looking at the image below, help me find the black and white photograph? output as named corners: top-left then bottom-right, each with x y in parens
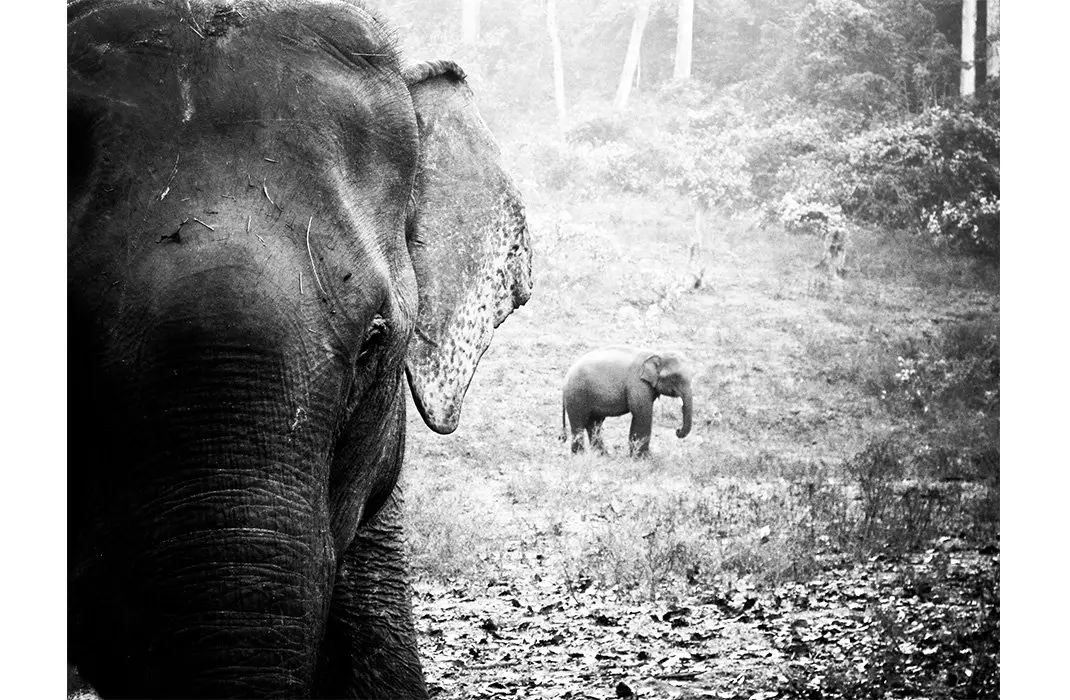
top-left (64, 1), bottom-right (1005, 697)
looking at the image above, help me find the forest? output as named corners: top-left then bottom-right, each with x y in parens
top-left (365, 0), bottom-right (1000, 698)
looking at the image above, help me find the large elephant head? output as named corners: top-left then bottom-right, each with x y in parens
top-left (640, 352), bottom-right (694, 438)
top-left (67, 1), bottom-right (530, 697)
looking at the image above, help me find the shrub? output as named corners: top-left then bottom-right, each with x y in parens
top-left (669, 130), bottom-right (755, 212)
top-left (566, 115), bottom-right (631, 147)
top-left (843, 105), bottom-right (1000, 255)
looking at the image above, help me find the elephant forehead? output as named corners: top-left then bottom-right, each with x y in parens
top-left (68, 1), bottom-right (417, 165)
top-left (68, 2), bottom-right (420, 257)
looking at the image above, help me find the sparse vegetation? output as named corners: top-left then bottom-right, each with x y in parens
top-left (401, 192), bottom-right (997, 697)
top-left (373, 0), bottom-right (999, 696)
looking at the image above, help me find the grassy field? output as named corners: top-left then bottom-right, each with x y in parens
top-left (401, 178), bottom-right (999, 697)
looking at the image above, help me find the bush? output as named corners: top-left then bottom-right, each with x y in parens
top-left (566, 116), bottom-right (631, 147)
top-left (884, 318), bottom-right (999, 421)
top-left (844, 105), bottom-right (1000, 255)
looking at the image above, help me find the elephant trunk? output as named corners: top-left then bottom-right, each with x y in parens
top-left (69, 288), bottom-right (339, 698)
top-left (131, 498), bottom-right (332, 697)
top-left (676, 385), bottom-right (693, 438)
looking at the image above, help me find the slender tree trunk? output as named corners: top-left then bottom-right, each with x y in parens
top-left (635, 43), bottom-right (642, 89)
top-left (690, 198), bottom-right (707, 260)
top-left (614, 0), bottom-right (652, 111)
top-left (546, 0), bottom-right (567, 134)
top-left (462, 0), bottom-right (480, 44)
top-left (960, 0), bottom-right (976, 97)
top-left (673, 0), bottom-right (694, 81)
top-left (986, 0), bottom-right (999, 79)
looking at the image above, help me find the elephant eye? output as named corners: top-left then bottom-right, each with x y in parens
top-left (357, 315), bottom-right (391, 362)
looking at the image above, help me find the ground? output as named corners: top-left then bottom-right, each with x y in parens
top-left (402, 186), bottom-right (999, 699)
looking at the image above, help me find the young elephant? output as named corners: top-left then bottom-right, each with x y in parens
top-left (562, 346), bottom-right (694, 456)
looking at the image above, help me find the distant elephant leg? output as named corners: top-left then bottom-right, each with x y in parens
top-left (570, 424), bottom-right (587, 454)
top-left (566, 402), bottom-right (588, 454)
top-left (628, 399), bottom-right (654, 457)
top-left (586, 418), bottom-right (607, 455)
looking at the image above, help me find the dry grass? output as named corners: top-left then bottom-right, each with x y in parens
top-left (403, 186), bottom-right (999, 599)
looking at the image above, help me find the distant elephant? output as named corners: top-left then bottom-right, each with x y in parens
top-left (562, 346), bottom-right (694, 456)
top-left (68, 2), bottom-right (531, 698)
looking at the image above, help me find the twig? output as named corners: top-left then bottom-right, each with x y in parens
top-left (655, 672), bottom-right (701, 681)
top-left (262, 177), bottom-right (283, 211)
top-left (183, 1), bottom-right (205, 37)
top-left (191, 217), bottom-right (214, 231)
top-left (246, 214), bottom-right (266, 246)
top-left (299, 271), bottom-right (304, 295)
top-left (561, 565), bottom-right (583, 606)
top-left (305, 215), bottom-right (327, 298)
top-left (221, 194), bottom-right (236, 200)
top-left (183, 19), bottom-right (205, 39)
top-left (264, 157), bottom-right (278, 163)
top-left (159, 154), bottom-right (180, 201)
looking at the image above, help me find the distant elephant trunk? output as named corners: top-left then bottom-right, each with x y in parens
top-left (676, 384), bottom-right (693, 438)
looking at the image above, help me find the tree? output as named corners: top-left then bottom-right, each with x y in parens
top-left (673, 0), bottom-right (694, 80)
top-left (960, 0), bottom-right (976, 96)
top-left (986, 0), bottom-right (999, 78)
top-left (546, 0), bottom-right (568, 133)
top-left (462, 0), bottom-right (480, 44)
top-left (615, 0), bottom-right (654, 110)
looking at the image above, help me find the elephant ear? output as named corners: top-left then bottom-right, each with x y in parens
top-left (639, 355), bottom-right (661, 388)
top-left (403, 60), bottom-right (533, 434)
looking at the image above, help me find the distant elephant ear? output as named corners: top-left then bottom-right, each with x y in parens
top-left (639, 356), bottom-right (661, 388)
top-left (403, 60), bottom-right (532, 435)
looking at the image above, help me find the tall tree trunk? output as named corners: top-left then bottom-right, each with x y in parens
top-left (546, 0), bottom-right (567, 134)
top-left (614, 0), bottom-right (652, 111)
top-left (960, 0), bottom-right (976, 97)
top-left (462, 0), bottom-right (480, 44)
top-left (673, 0), bottom-right (694, 81)
top-left (986, 0), bottom-right (999, 79)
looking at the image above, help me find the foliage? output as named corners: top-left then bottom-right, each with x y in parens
top-left (844, 104), bottom-right (1000, 255)
top-left (374, 2), bottom-right (999, 693)
top-left (856, 316), bottom-right (1001, 482)
top-left (413, 528), bottom-right (999, 700)
top-left (379, 0), bottom-right (998, 262)
top-left (785, 0), bottom-right (958, 114)
top-left (776, 542), bottom-right (999, 700)
top-left (401, 187), bottom-right (998, 695)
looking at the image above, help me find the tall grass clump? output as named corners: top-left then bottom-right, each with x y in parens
top-left (868, 317), bottom-right (1000, 481)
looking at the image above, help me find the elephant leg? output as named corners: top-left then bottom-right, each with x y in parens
top-left (570, 426), bottom-right (587, 454)
top-left (628, 401), bottom-right (654, 458)
top-left (586, 418), bottom-right (607, 455)
top-left (313, 488), bottom-right (427, 699)
top-left (566, 403), bottom-right (588, 454)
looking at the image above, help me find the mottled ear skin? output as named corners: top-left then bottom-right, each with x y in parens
top-left (403, 62), bottom-right (532, 434)
top-left (639, 355), bottom-right (661, 388)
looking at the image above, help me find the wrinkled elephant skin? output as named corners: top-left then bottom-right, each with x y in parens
top-left (67, 2), bottom-right (531, 698)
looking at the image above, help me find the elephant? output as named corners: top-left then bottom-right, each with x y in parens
top-left (561, 346), bottom-right (694, 457)
top-left (67, 1), bottom-right (531, 698)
